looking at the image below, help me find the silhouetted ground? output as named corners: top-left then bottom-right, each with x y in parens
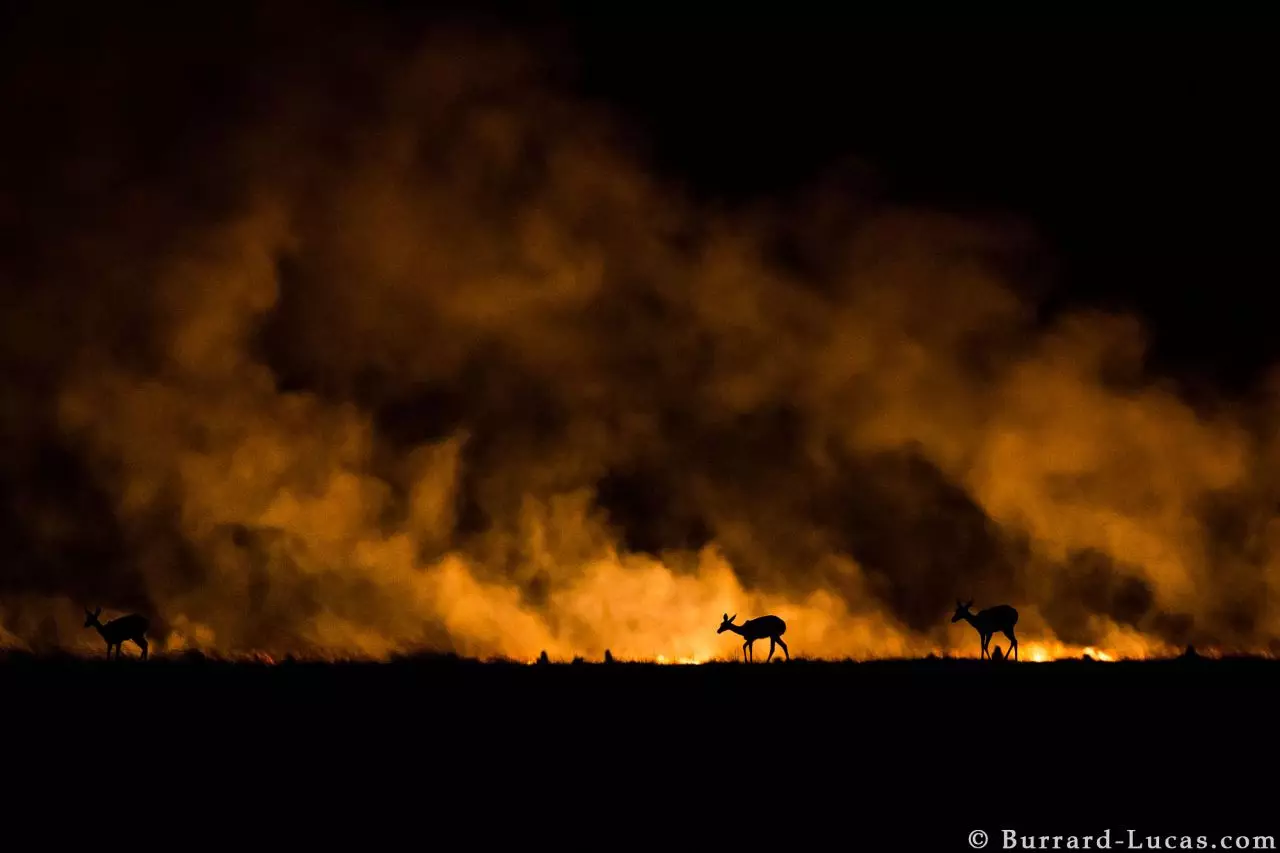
top-left (8, 648), bottom-right (1279, 685)
top-left (8, 653), bottom-right (1276, 838)
top-left (11, 650), bottom-right (1280, 703)
top-left (9, 650), bottom-right (1279, 744)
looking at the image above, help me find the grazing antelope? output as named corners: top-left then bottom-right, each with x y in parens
top-left (951, 599), bottom-right (1018, 661)
top-left (717, 612), bottom-right (789, 662)
top-left (84, 607), bottom-right (150, 660)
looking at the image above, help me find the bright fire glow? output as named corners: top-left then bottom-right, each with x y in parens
top-left (11, 29), bottom-right (1280, 665)
top-left (43, 641), bottom-right (1276, 664)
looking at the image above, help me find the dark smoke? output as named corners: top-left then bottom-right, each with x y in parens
top-left (1, 4), bottom-right (1276, 660)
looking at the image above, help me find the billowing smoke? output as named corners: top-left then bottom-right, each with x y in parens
top-left (2, 6), bottom-right (1275, 660)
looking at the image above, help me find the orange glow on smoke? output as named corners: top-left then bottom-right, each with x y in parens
top-left (5, 26), bottom-right (1280, 665)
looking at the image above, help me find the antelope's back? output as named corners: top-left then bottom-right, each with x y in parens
top-left (980, 604), bottom-right (1018, 625)
top-left (107, 613), bottom-right (149, 637)
top-left (745, 614), bottom-right (786, 636)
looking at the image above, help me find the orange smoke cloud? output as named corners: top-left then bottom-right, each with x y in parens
top-left (2, 11), bottom-right (1277, 662)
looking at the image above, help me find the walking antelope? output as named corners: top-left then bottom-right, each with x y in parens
top-left (951, 599), bottom-right (1019, 661)
top-left (84, 607), bottom-right (150, 660)
top-left (717, 612), bottom-right (789, 662)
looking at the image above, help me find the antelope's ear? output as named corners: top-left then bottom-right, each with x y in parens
top-left (722, 613), bottom-right (728, 621)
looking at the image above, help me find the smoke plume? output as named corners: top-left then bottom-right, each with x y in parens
top-left (1, 5), bottom-right (1275, 661)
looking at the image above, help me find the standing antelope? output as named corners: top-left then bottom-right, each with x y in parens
top-left (951, 599), bottom-right (1018, 661)
top-left (717, 612), bottom-right (789, 662)
top-left (84, 607), bottom-right (150, 660)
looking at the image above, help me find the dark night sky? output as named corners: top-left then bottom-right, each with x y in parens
top-left (6, 2), bottom-right (1274, 393)
top-left (341, 3), bottom-right (1278, 392)
top-left (567, 13), bottom-right (1279, 398)
top-left (553, 21), bottom-right (1280, 393)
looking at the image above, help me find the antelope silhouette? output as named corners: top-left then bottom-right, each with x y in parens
top-left (717, 612), bottom-right (789, 662)
top-left (951, 599), bottom-right (1018, 661)
top-left (84, 607), bottom-right (150, 660)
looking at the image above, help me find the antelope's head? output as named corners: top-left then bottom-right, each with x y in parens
top-left (951, 600), bottom-right (973, 623)
top-left (717, 613), bottom-right (738, 634)
top-left (83, 606), bottom-right (102, 628)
